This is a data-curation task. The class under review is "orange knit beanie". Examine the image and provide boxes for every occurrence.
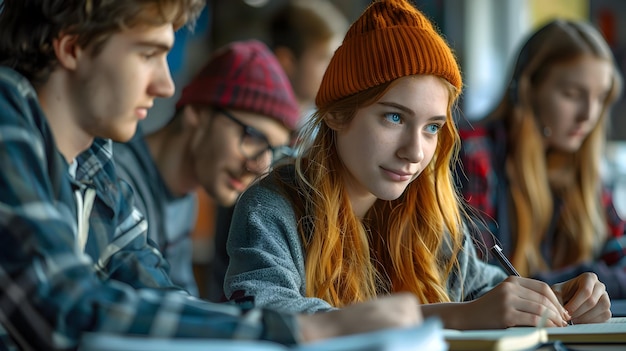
[315,0,462,109]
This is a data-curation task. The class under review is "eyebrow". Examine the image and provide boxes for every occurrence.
[134,40,173,53]
[429,115,447,123]
[377,101,447,122]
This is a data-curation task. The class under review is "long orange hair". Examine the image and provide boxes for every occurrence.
[276,77,465,306]
[485,19,623,275]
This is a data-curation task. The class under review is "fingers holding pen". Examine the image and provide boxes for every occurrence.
[466,276,568,328]
[488,245,568,326]
[503,276,570,327]
[515,277,569,314]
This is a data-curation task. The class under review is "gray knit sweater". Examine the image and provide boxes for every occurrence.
[224,168,507,314]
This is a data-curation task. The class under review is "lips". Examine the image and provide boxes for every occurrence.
[381,166,414,182]
[135,108,148,120]
[136,102,153,120]
[228,173,248,192]
[389,169,412,177]
[569,129,587,137]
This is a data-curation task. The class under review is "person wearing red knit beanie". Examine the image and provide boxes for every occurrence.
[112,39,300,296]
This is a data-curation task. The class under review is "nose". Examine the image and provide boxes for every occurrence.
[149,59,175,98]
[398,129,425,164]
[577,96,600,123]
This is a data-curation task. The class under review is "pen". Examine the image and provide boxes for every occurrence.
[490,244,573,325]
[490,244,520,276]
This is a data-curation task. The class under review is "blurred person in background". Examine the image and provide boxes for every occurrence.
[456,19,626,298]
[268,0,349,122]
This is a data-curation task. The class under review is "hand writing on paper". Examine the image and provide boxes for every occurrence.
[422,276,571,330]
[459,276,570,329]
[551,272,611,324]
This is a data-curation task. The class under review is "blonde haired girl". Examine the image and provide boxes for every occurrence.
[458,19,626,298]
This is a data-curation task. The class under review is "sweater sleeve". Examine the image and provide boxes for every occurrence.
[224,180,335,314]
[447,229,508,302]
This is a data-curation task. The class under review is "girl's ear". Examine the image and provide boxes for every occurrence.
[324,112,344,131]
[53,33,81,70]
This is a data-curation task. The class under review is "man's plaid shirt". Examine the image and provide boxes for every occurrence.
[0,67,297,350]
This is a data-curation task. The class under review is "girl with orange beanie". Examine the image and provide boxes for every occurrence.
[223,0,610,329]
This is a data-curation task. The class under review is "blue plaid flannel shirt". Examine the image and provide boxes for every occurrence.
[0,67,297,350]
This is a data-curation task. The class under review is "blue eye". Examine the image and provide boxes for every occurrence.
[384,112,402,124]
[426,124,441,134]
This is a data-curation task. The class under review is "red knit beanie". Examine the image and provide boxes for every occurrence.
[176,40,300,131]
[315,0,462,109]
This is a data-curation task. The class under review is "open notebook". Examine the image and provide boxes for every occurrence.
[443,317,626,350]
[515,317,626,343]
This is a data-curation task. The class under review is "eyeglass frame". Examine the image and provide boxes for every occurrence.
[214,107,294,164]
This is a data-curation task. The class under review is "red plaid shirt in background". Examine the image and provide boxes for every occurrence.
[456,120,626,298]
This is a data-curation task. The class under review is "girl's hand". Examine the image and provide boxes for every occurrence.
[459,276,570,329]
[552,272,611,324]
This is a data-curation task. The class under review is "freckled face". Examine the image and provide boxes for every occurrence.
[334,75,449,216]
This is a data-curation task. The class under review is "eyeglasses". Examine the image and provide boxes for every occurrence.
[215,108,293,165]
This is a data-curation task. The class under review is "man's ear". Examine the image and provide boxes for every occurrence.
[52,33,82,70]
[182,105,203,129]
[273,46,296,78]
